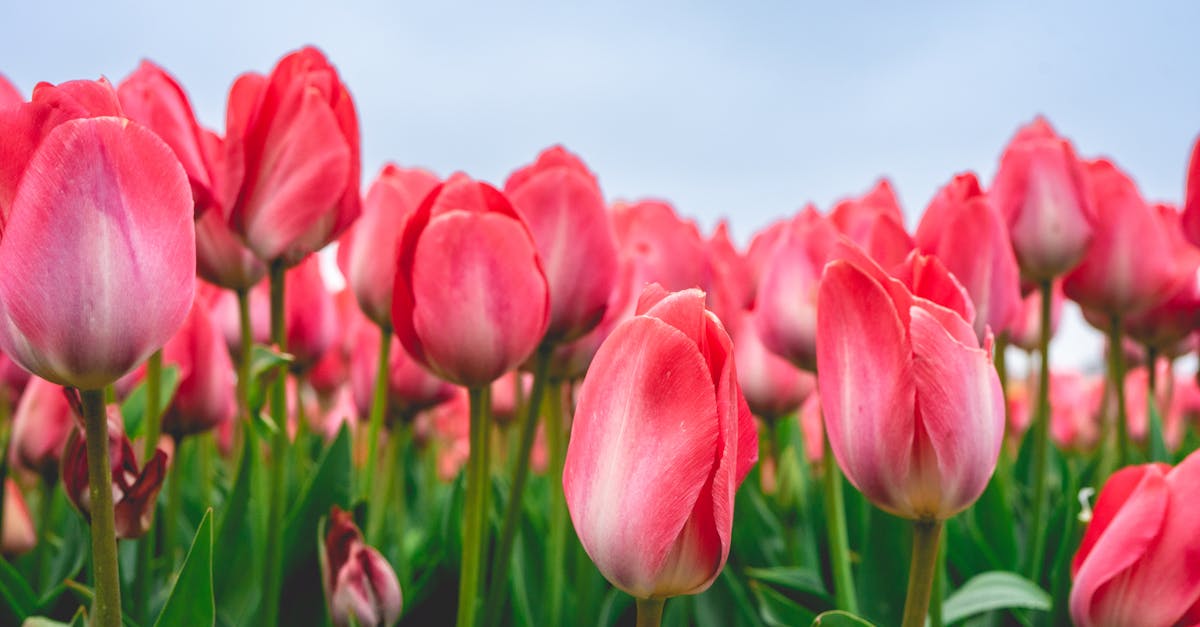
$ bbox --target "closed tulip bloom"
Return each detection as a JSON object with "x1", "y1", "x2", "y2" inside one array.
[
  {"x1": 991, "y1": 117, "x2": 1095, "y2": 280},
  {"x1": 612, "y1": 200, "x2": 712, "y2": 293},
  {"x1": 830, "y1": 179, "x2": 915, "y2": 268},
  {"x1": 62, "y1": 408, "x2": 168, "y2": 539},
  {"x1": 2, "y1": 479, "x2": 36, "y2": 557},
  {"x1": 207, "y1": 282, "x2": 270, "y2": 362},
  {"x1": 1070, "y1": 451, "x2": 1200, "y2": 627},
  {"x1": 564, "y1": 285, "x2": 758, "y2": 599},
  {"x1": 743, "y1": 218, "x2": 789, "y2": 305},
  {"x1": 284, "y1": 255, "x2": 338, "y2": 372},
  {"x1": 0, "y1": 74, "x2": 22, "y2": 109},
  {"x1": 1007, "y1": 280, "x2": 1065, "y2": 352},
  {"x1": 1048, "y1": 372, "x2": 1103, "y2": 452},
  {"x1": 8, "y1": 377, "x2": 74, "y2": 477},
  {"x1": 798, "y1": 393, "x2": 826, "y2": 465},
  {"x1": 158, "y1": 299, "x2": 237, "y2": 437},
  {"x1": 710, "y1": 221, "x2": 755, "y2": 310},
  {"x1": 1065, "y1": 160, "x2": 1184, "y2": 317},
  {"x1": 916, "y1": 172, "x2": 1022, "y2": 341},
  {"x1": 348, "y1": 307, "x2": 455, "y2": 421},
  {"x1": 224, "y1": 46, "x2": 360, "y2": 265},
  {"x1": 549, "y1": 256, "x2": 641, "y2": 380},
  {"x1": 1123, "y1": 203, "x2": 1200, "y2": 350},
  {"x1": 322, "y1": 506, "x2": 402, "y2": 627},
  {"x1": 392, "y1": 173, "x2": 550, "y2": 387},
  {"x1": 1181, "y1": 136, "x2": 1200, "y2": 248},
  {"x1": 505, "y1": 146, "x2": 619, "y2": 342},
  {"x1": 0, "y1": 79, "x2": 195, "y2": 389},
  {"x1": 117, "y1": 60, "x2": 220, "y2": 215},
  {"x1": 194, "y1": 131, "x2": 267, "y2": 291},
  {"x1": 338, "y1": 164, "x2": 439, "y2": 328},
  {"x1": 754, "y1": 206, "x2": 840, "y2": 371},
  {"x1": 816, "y1": 244, "x2": 1004, "y2": 520},
  {"x1": 733, "y1": 309, "x2": 814, "y2": 420}
]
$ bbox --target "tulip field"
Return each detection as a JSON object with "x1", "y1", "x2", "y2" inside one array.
[{"x1": 2, "y1": 44, "x2": 1200, "y2": 627}]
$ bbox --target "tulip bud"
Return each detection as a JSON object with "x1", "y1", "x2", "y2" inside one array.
[
  {"x1": 61, "y1": 407, "x2": 168, "y2": 538},
  {"x1": 505, "y1": 146, "x2": 620, "y2": 343},
  {"x1": 829, "y1": 178, "x2": 915, "y2": 268},
  {"x1": 0, "y1": 74, "x2": 22, "y2": 109},
  {"x1": 733, "y1": 309, "x2": 814, "y2": 420},
  {"x1": 1007, "y1": 281, "x2": 1065, "y2": 352},
  {"x1": 564, "y1": 285, "x2": 758, "y2": 599},
  {"x1": 611, "y1": 200, "x2": 712, "y2": 294},
  {"x1": 339, "y1": 165, "x2": 439, "y2": 328},
  {"x1": 321, "y1": 506, "x2": 402, "y2": 627},
  {"x1": 348, "y1": 306, "x2": 455, "y2": 422},
  {"x1": 1047, "y1": 372, "x2": 1103, "y2": 453},
  {"x1": 816, "y1": 244, "x2": 1004, "y2": 520},
  {"x1": 160, "y1": 299, "x2": 237, "y2": 438},
  {"x1": 284, "y1": 255, "x2": 337, "y2": 372},
  {"x1": 1122, "y1": 203, "x2": 1200, "y2": 349},
  {"x1": 990, "y1": 117, "x2": 1095, "y2": 280},
  {"x1": 392, "y1": 173, "x2": 550, "y2": 387},
  {"x1": 1070, "y1": 451, "x2": 1200, "y2": 626},
  {"x1": 224, "y1": 46, "x2": 361, "y2": 266},
  {"x1": 2, "y1": 479, "x2": 35, "y2": 557},
  {"x1": 195, "y1": 201, "x2": 267, "y2": 292},
  {"x1": 8, "y1": 377, "x2": 74, "y2": 477},
  {"x1": 0, "y1": 79, "x2": 195, "y2": 390}
]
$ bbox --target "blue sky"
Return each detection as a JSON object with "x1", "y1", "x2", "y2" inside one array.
[{"x1": 3, "y1": 1, "x2": 1198, "y2": 368}]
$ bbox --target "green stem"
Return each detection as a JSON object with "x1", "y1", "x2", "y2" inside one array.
[
  {"x1": 366, "y1": 423, "x2": 400, "y2": 549},
  {"x1": 901, "y1": 520, "x2": 943, "y2": 627},
  {"x1": 162, "y1": 436, "x2": 184, "y2": 566},
  {"x1": 1026, "y1": 279, "x2": 1053, "y2": 582},
  {"x1": 929, "y1": 537, "x2": 945, "y2": 627},
  {"x1": 635, "y1": 598, "x2": 665, "y2": 627},
  {"x1": 37, "y1": 477, "x2": 56, "y2": 589},
  {"x1": 134, "y1": 350, "x2": 163, "y2": 624},
  {"x1": 261, "y1": 259, "x2": 289, "y2": 627},
  {"x1": 822, "y1": 434, "x2": 858, "y2": 613},
  {"x1": 483, "y1": 347, "x2": 550, "y2": 623},
  {"x1": 457, "y1": 386, "x2": 492, "y2": 627},
  {"x1": 389, "y1": 426, "x2": 411, "y2": 583},
  {"x1": 1109, "y1": 317, "x2": 1129, "y2": 467},
  {"x1": 81, "y1": 388, "x2": 122, "y2": 627},
  {"x1": 545, "y1": 381, "x2": 568, "y2": 626},
  {"x1": 236, "y1": 288, "x2": 252, "y2": 420},
  {"x1": 361, "y1": 325, "x2": 393, "y2": 503}
]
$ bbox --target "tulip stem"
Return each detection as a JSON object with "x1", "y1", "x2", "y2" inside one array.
[
  {"x1": 458, "y1": 386, "x2": 492, "y2": 627},
  {"x1": 261, "y1": 259, "x2": 289, "y2": 627},
  {"x1": 81, "y1": 388, "x2": 122, "y2": 627},
  {"x1": 901, "y1": 519, "x2": 943, "y2": 627},
  {"x1": 545, "y1": 381, "x2": 569, "y2": 626},
  {"x1": 822, "y1": 434, "x2": 858, "y2": 613},
  {"x1": 366, "y1": 423, "x2": 398, "y2": 550},
  {"x1": 236, "y1": 288, "x2": 253, "y2": 421},
  {"x1": 635, "y1": 598, "x2": 665, "y2": 627},
  {"x1": 1109, "y1": 317, "x2": 1129, "y2": 467},
  {"x1": 1025, "y1": 279, "x2": 1053, "y2": 582},
  {"x1": 37, "y1": 477, "x2": 57, "y2": 589},
  {"x1": 134, "y1": 349, "x2": 164, "y2": 624},
  {"x1": 361, "y1": 325, "x2": 392, "y2": 505},
  {"x1": 483, "y1": 346, "x2": 551, "y2": 624},
  {"x1": 162, "y1": 436, "x2": 184, "y2": 567}
]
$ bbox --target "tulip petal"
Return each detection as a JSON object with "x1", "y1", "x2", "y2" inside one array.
[{"x1": 564, "y1": 316, "x2": 719, "y2": 599}]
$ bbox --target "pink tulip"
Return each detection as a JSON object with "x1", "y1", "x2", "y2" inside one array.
[
  {"x1": 308, "y1": 289, "x2": 358, "y2": 399},
  {"x1": 0, "y1": 79, "x2": 195, "y2": 389},
  {"x1": 816, "y1": 244, "x2": 1004, "y2": 520},
  {"x1": 564, "y1": 285, "x2": 757, "y2": 599},
  {"x1": 322, "y1": 506, "x2": 402, "y2": 627},
  {"x1": 1048, "y1": 372, "x2": 1103, "y2": 453},
  {"x1": 0, "y1": 74, "x2": 22, "y2": 109},
  {"x1": 158, "y1": 299, "x2": 237, "y2": 437},
  {"x1": 338, "y1": 165, "x2": 439, "y2": 329},
  {"x1": 733, "y1": 309, "x2": 814, "y2": 420},
  {"x1": 1070, "y1": 451, "x2": 1200, "y2": 627},
  {"x1": 1123, "y1": 203, "x2": 1200, "y2": 350},
  {"x1": 207, "y1": 281, "x2": 270, "y2": 362},
  {"x1": 829, "y1": 178, "x2": 914, "y2": 268},
  {"x1": 1181, "y1": 136, "x2": 1200, "y2": 248},
  {"x1": 1, "y1": 479, "x2": 35, "y2": 557},
  {"x1": 348, "y1": 306, "x2": 456, "y2": 421},
  {"x1": 549, "y1": 256, "x2": 641, "y2": 381},
  {"x1": 505, "y1": 146, "x2": 619, "y2": 343},
  {"x1": 224, "y1": 46, "x2": 360, "y2": 265},
  {"x1": 798, "y1": 393, "x2": 825, "y2": 465},
  {"x1": 1065, "y1": 159, "x2": 1184, "y2": 317},
  {"x1": 744, "y1": 218, "x2": 789, "y2": 305},
  {"x1": 8, "y1": 377, "x2": 74, "y2": 477},
  {"x1": 1007, "y1": 280, "x2": 1065, "y2": 352},
  {"x1": 916, "y1": 172, "x2": 1022, "y2": 341},
  {"x1": 117, "y1": 60, "x2": 220, "y2": 216},
  {"x1": 709, "y1": 221, "x2": 755, "y2": 311},
  {"x1": 612, "y1": 200, "x2": 712, "y2": 293},
  {"x1": 392, "y1": 173, "x2": 549, "y2": 387},
  {"x1": 283, "y1": 255, "x2": 337, "y2": 372},
  {"x1": 990, "y1": 117, "x2": 1095, "y2": 280},
  {"x1": 754, "y1": 206, "x2": 841, "y2": 371},
  {"x1": 195, "y1": 170, "x2": 267, "y2": 291}
]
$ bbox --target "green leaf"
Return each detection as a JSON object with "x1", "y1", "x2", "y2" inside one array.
[
  {"x1": 811, "y1": 610, "x2": 874, "y2": 625},
  {"x1": 751, "y1": 581, "x2": 817, "y2": 627},
  {"x1": 281, "y1": 423, "x2": 352, "y2": 575},
  {"x1": 245, "y1": 345, "x2": 294, "y2": 418},
  {"x1": 744, "y1": 566, "x2": 830, "y2": 608},
  {"x1": 941, "y1": 571, "x2": 1050, "y2": 625},
  {"x1": 213, "y1": 423, "x2": 265, "y2": 626},
  {"x1": 121, "y1": 365, "x2": 181, "y2": 439},
  {"x1": 0, "y1": 555, "x2": 37, "y2": 622},
  {"x1": 855, "y1": 507, "x2": 910, "y2": 625},
  {"x1": 154, "y1": 509, "x2": 215, "y2": 627},
  {"x1": 1147, "y1": 393, "x2": 1170, "y2": 463}
]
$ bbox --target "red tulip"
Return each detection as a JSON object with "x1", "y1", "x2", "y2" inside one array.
[
  {"x1": 705, "y1": 221, "x2": 752, "y2": 329},
  {"x1": 505, "y1": 146, "x2": 619, "y2": 343},
  {"x1": 744, "y1": 218, "x2": 789, "y2": 305},
  {"x1": 612, "y1": 200, "x2": 712, "y2": 293},
  {"x1": 1007, "y1": 280, "x2": 1065, "y2": 352},
  {"x1": 1, "y1": 479, "x2": 35, "y2": 557},
  {"x1": 158, "y1": 299, "x2": 237, "y2": 437},
  {"x1": 1065, "y1": 159, "x2": 1184, "y2": 317},
  {"x1": 194, "y1": 128, "x2": 267, "y2": 291},
  {"x1": 990, "y1": 117, "x2": 1095, "y2": 280},
  {"x1": 322, "y1": 506, "x2": 402, "y2": 627},
  {"x1": 916, "y1": 172, "x2": 1022, "y2": 341},
  {"x1": 348, "y1": 306, "x2": 456, "y2": 421},
  {"x1": 1181, "y1": 136, "x2": 1200, "y2": 248},
  {"x1": 1070, "y1": 451, "x2": 1200, "y2": 626},
  {"x1": 117, "y1": 60, "x2": 220, "y2": 215},
  {"x1": 829, "y1": 178, "x2": 914, "y2": 268},
  {"x1": 338, "y1": 165, "x2": 439, "y2": 328},
  {"x1": 282, "y1": 255, "x2": 337, "y2": 372},
  {"x1": 816, "y1": 244, "x2": 1004, "y2": 520},
  {"x1": 549, "y1": 256, "x2": 641, "y2": 380},
  {"x1": 392, "y1": 173, "x2": 549, "y2": 387},
  {"x1": 0, "y1": 74, "x2": 22, "y2": 109},
  {"x1": 1122, "y1": 203, "x2": 1200, "y2": 350},
  {"x1": 224, "y1": 47, "x2": 360, "y2": 265},
  {"x1": 7, "y1": 377, "x2": 74, "y2": 477},
  {"x1": 733, "y1": 309, "x2": 814, "y2": 420},
  {"x1": 0, "y1": 79, "x2": 195, "y2": 389},
  {"x1": 754, "y1": 206, "x2": 840, "y2": 371},
  {"x1": 62, "y1": 407, "x2": 168, "y2": 539},
  {"x1": 798, "y1": 393, "x2": 825, "y2": 465},
  {"x1": 564, "y1": 285, "x2": 757, "y2": 599}
]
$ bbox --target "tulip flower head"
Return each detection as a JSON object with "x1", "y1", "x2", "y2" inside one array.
[
  {"x1": 321, "y1": 506, "x2": 402, "y2": 627},
  {"x1": 564, "y1": 285, "x2": 758, "y2": 599},
  {"x1": 816, "y1": 244, "x2": 1005, "y2": 520},
  {"x1": 7, "y1": 376, "x2": 75, "y2": 477}
]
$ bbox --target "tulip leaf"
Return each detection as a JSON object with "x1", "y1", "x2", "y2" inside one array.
[
  {"x1": 213, "y1": 423, "x2": 265, "y2": 626},
  {"x1": 941, "y1": 571, "x2": 1050, "y2": 625},
  {"x1": 245, "y1": 345, "x2": 294, "y2": 418},
  {"x1": 154, "y1": 508, "x2": 215, "y2": 627},
  {"x1": 744, "y1": 566, "x2": 831, "y2": 607},
  {"x1": 719, "y1": 569, "x2": 766, "y2": 627},
  {"x1": 1146, "y1": 394, "x2": 1170, "y2": 463},
  {"x1": 281, "y1": 423, "x2": 352, "y2": 576},
  {"x1": 855, "y1": 506, "x2": 910, "y2": 625},
  {"x1": 595, "y1": 587, "x2": 633, "y2": 627},
  {"x1": 811, "y1": 610, "x2": 874, "y2": 625},
  {"x1": 751, "y1": 581, "x2": 817, "y2": 626},
  {"x1": 0, "y1": 555, "x2": 37, "y2": 622},
  {"x1": 121, "y1": 365, "x2": 181, "y2": 439}
]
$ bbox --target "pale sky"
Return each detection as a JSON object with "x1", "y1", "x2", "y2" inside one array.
[{"x1": 3, "y1": 1, "x2": 1198, "y2": 370}]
